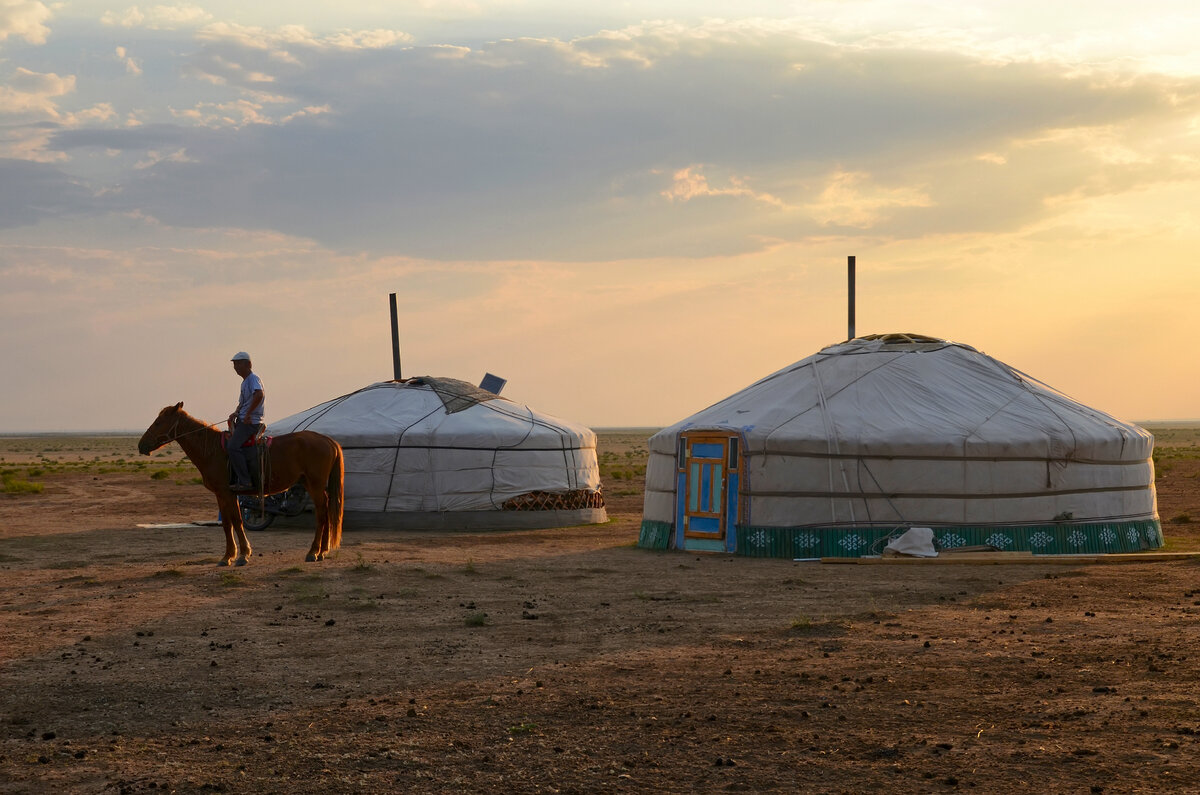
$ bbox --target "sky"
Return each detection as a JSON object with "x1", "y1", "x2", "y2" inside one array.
[{"x1": 2, "y1": 0, "x2": 1199, "y2": 432}]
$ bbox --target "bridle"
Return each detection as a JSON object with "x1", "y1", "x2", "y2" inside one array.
[{"x1": 151, "y1": 417, "x2": 182, "y2": 448}]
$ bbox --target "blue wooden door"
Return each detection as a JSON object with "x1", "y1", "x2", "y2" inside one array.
[{"x1": 676, "y1": 434, "x2": 740, "y2": 552}]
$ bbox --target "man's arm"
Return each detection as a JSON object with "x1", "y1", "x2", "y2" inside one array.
[{"x1": 242, "y1": 389, "x2": 264, "y2": 424}]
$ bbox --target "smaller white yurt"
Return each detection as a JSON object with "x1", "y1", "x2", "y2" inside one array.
[
  {"x1": 270, "y1": 377, "x2": 605, "y2": 529},
  {"x1": 640, "y1": 334, "x2": 1161, "y2": 558}
]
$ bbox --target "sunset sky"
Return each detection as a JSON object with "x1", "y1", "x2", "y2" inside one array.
[{"x1": 2, "y1": 1, "x2": 1199, "y2": 432}]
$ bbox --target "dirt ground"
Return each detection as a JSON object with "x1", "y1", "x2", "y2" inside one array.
[{"x1": 4, "y1": 429, "x2": 1200, "y2": 794}]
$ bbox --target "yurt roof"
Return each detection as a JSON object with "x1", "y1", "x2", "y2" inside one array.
[
  {"x1": 651, "y1": 334, "x2": 1150, "y2": 461},
  {"x1": 270, "y1": 376, "x2": 596, "y2": 449}
]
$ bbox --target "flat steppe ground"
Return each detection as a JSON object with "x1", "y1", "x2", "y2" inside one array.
[{"x1": 2, "y1": 426, "x2": 1200, "y2": 793}]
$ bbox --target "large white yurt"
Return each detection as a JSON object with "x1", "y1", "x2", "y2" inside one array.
[
  {"x1": 270, "y1": 377, "x2": 605, "y2": 529},
  {"x1": 640, "y1": 334, "x2": 1160, "y2": 558}
]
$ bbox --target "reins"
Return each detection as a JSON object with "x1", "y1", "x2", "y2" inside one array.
[{"x1": 157, "y1": 416, "x2": 224, "y2": 450}]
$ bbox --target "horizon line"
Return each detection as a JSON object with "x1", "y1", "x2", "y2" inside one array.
[{"x1": 4, "y1": 420, "x2": 1200, "y2": 437}]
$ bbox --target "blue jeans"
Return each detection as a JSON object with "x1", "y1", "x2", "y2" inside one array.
[{"x1": 227, "y1": 422, "x2": 258, "y2": 484}]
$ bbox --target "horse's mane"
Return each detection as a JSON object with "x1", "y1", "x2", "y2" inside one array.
[
  {"x1": 177, "y1": 407, "x2": 207, "y2": 426},
  {"x1": 168, "y1": 405, "x2": 220, "y2": 435}
]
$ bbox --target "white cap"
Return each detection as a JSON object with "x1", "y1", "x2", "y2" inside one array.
[{"x1": 231, "y1": 351, "x2": 251, "y2": 361}]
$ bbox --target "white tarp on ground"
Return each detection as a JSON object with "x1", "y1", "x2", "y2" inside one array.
[
  {"x1": 883, "y1": 527, "x2": 938, "y2": 557},
  {"x1": 270, "y1": 378, "x2": 601, "y2": 513},
  {"x1": 644, "y1": 334, "x2": 1157, "y2": 528}
]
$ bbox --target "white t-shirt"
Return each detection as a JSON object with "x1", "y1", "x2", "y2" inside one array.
[{"x1": 237, "y1": 372, "x2": 265, "y2": 424}]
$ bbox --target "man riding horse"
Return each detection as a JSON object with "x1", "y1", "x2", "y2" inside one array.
[{"x1": 228, "y1": 351, "x2": 264, "y2": 491}]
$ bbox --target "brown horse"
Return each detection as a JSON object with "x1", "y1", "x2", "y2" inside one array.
[{"x1": 138, "y1": 402, "x2": 344, "y2": 566}]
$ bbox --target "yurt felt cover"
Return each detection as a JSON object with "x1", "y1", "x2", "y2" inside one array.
[
  {"x1": 641, "y1": 335, "x2": 1161, "y2": 557},
  {"x1": 270, "y1": 378, "x2": 602, "y2": 514}
]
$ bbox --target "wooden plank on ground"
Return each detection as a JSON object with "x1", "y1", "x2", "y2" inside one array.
[{"x1": 820, "y1": 551, "x2": 1200, "y2": 565}]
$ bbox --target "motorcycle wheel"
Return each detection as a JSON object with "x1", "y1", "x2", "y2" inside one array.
[
  {"x1": 239, "y1": 495, "x2": 275, "y2": 531},
  {"x1": 280, "y1": 484, "x2": 310, "y2": 517}
]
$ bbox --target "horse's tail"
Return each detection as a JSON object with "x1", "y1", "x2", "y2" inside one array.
[{"x1": 327, "y1": 440, "x2": 345, "y2": 551}]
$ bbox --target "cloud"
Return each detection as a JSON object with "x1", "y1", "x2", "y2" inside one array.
[
  {"x1": 115, "y1": 45, "x2": 143, "y2": 75},
  {"x1": 133, "y1": 147, "x2": 193, "y2": 169},
  {"x1": 662, "y1": 165, "x2": 788, "y2": 208},
  {"x1": 0, "y1": 0, "x2": 51, "y2": 44},
  {"x1": 0, "y1": 123, "x2": 66, "y2": 161},
  {"x1": 101, "y1": 4, "x2": 212, "y2": 30},
  {"x1": 805, "y1": 170, "x2": 932, "y2": 228},
  {"x1": 180, "y1": 22, "x2": 413, "y2": 93},
  {"x1": 195, "y1": 21, "x2": 411, "y2": 55},
  {"x1": 0, "y1": 67, "x2": 75, "y2": 116},
  {"x1": 0, "y1": 158, "x2": 95, "y2": 227},
  {"x1": 171, "y1": 98, "x2": 275, "y2": 127},
  {"x1": 5, "y1": 19, "x2": 1195, "y2": 262}
]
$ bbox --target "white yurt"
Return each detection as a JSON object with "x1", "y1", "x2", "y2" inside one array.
[
  {"x1": 640, "y1": 334, "x2": 1160, "y2": 558},
  {"x1": 271, "y1": 377, "x2": 605, "y2": 529}
]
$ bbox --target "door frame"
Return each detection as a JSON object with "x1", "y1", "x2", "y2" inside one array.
[{"x1": 675, "y1": 431, "x2": 742, "y2": 552}]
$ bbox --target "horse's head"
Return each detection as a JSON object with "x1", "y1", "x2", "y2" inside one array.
[{"x1": 138, "y1": 402, "x2": 185, "y2": 455}]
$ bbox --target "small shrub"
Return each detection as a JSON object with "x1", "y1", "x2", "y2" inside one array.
[
  {"x1": 1, "y1": 476, "x2": 43, "y2": 494},
  {"x1": 464, "y1": 611, "x2": 488, "y2": 627},
  {"x1": 150, "y1": 470, "x2": 171, "y2": 480},
  {"x1": 508, "y1": 722, "x2": 537, "y2": 734},
  {"x1": 1172, "y1": 513, "x2": 1192, "y2": 524},
  {"x1": 789, "y1": 615, "x2": 813, "y2": 631}
]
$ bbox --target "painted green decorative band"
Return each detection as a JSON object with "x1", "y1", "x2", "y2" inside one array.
[
  {"x1": 638, "y1": 520, "x2": 672, "y2": 550},
  {"x1": 735, "y1": 520, "x2": 1164, "y2": 559}
]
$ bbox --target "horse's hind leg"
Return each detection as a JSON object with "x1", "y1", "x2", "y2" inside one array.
[{"x1": 305, "y1": 480, "x2": 329, "y2": 561}]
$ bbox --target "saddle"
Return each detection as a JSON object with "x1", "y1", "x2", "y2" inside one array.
[{"x1": 222, "y1": 424, "x2": 270, "y2": 449}]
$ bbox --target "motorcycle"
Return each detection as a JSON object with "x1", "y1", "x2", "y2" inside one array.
[{"x1": 237, "y1": 482, "x2": 310, "y2": 531}]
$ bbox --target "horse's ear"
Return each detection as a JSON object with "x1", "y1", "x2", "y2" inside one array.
[{"x1": 174, "y1": 402, "x2": 184, "y2": 410}]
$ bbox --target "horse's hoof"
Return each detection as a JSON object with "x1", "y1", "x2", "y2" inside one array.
[
  {"x1": 234, "y1": 557, "x2": 248, "y2": 567},
  {"x1": 219, "y1": 559, "x2": 232, "y2": 567},
  {"x1": 305, "y1": 553, "x2": 317, "y2": 562}
]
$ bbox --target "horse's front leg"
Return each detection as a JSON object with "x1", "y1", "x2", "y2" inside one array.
[
  {"x1": 216, "y1": 494, "x2": 238, "y2": 566},
  {"x1": 228, "y1": 495, "x2": 253, "y2": 567}
]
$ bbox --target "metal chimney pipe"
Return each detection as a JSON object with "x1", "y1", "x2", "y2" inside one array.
[
  {"x1": 389, "y1": 293, "x2": 402, "y2": 381},
  {"x1": 847, "y1": 255, "x2": 856, "y2": 340}
]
